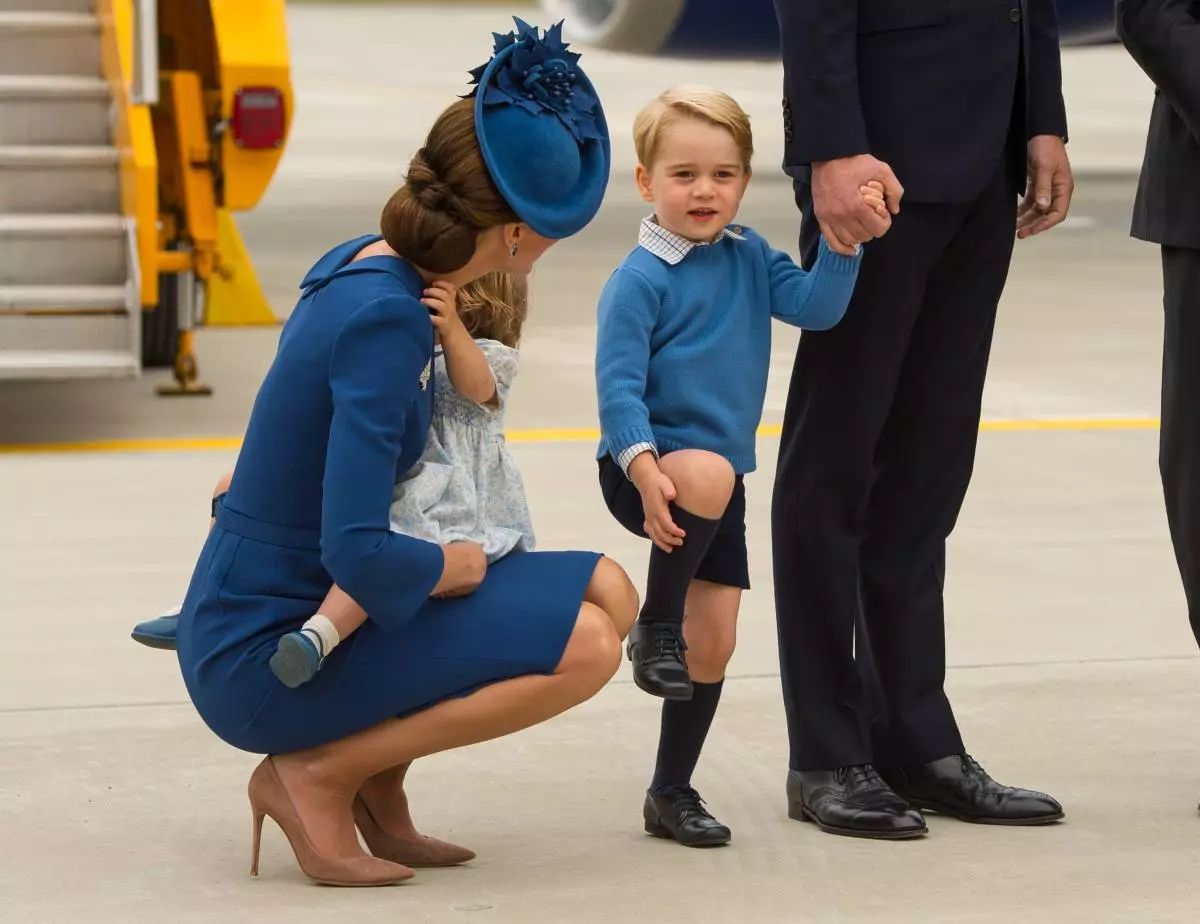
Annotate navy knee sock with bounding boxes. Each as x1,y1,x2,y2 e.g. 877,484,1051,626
650,679,724,792
640,503,722,626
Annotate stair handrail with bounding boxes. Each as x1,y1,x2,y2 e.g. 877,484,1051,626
131,0,158,106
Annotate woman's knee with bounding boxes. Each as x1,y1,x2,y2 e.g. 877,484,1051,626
584,556,638,640
659,450,735,518
555,602,622,690
212,470,234,498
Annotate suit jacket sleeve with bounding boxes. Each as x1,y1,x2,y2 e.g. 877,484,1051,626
1117,0,1200,141
774,0,869,166
1025,0,1069,139
322,293,445,632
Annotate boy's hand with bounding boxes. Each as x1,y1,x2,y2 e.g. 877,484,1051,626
628,452,685,553
860,181,892,227
422,281,467,344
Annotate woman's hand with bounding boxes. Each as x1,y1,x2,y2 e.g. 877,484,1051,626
422,281,467,346
430,541,487,598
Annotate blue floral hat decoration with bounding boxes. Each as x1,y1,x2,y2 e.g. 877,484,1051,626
466,18,610,240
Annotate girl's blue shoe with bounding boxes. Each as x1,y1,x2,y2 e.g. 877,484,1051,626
269,629,326,688
131,608,181,650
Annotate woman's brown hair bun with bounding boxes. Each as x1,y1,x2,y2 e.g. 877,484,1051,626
381,98,519,275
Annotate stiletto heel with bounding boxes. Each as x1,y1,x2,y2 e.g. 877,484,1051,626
250,807,266,876
352,795,476,867
246,757,414,886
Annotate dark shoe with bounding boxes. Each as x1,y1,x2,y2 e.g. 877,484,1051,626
880,754,1064,826
269,630,326,688
626,621,692,700
131,608,181,650
787,766,927,840
643,785,731,847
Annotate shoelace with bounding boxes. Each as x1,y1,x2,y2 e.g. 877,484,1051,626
835,765,886,790
643,622,686,663
658,785,713,820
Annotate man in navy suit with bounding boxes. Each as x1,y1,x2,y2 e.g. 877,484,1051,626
771,0,1073,838
1117,0,1200,809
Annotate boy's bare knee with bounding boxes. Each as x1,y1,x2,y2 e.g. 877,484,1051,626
687,632,737,683
659,450,735,517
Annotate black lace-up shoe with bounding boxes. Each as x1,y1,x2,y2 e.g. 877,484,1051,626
627,621,692,700
643,785,731,847
880,754,1064,826
787,765,928,839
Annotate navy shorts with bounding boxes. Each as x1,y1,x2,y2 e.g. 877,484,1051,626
598,455,750,590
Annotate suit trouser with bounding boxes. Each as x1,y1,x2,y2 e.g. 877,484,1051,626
772,161,1018,771
1160,246,1200,649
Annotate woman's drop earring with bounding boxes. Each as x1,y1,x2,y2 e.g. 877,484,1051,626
509,242,519,258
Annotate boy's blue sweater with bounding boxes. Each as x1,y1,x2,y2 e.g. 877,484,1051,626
595,225,861,474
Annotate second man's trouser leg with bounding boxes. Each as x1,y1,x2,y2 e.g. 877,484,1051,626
1160,245,1200,649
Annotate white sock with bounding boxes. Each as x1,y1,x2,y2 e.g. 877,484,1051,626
298,613,341,658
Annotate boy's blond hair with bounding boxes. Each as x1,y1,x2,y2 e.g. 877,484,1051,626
633,85,754,171
456,272,529,349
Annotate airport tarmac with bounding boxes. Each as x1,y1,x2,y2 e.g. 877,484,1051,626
3,4,1199,923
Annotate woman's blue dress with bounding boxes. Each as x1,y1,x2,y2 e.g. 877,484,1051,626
175,236,602,755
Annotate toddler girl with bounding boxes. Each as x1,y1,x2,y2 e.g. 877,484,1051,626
268,271,536,688
130,272,535,670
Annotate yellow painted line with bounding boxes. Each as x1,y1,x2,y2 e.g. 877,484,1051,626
0,436,245,455
0,417,1162,456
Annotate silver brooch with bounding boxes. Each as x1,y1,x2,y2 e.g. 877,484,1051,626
419,359,431,391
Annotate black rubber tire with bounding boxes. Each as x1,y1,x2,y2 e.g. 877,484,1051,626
141,270,180,369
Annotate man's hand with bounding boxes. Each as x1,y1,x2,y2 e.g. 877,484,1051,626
812,155,904,255
1017,135,1074,239
430,541,486,599
628,452,684,553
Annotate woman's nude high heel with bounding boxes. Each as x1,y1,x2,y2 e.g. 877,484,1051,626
248,757,414,886
353,795,476,867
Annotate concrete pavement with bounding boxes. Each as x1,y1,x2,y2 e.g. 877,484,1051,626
3,5,1199,922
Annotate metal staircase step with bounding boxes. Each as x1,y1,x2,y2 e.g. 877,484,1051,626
0,11,101,78
0,0,94,10
0,75,111,145
0,349,139,380
0,284,127,313
0,145,119,212
0,305,139,380
0,214,127,286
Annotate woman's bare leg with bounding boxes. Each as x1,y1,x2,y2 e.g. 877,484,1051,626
583,555,639,640
356,555,637,854
211,470,233,513
272,600,623,858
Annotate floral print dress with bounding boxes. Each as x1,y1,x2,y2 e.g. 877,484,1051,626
388,338,535,563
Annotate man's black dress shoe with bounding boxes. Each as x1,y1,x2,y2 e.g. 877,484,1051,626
880,754,1064,826
643,785,731,847
787,766,928,840
626,621,693,700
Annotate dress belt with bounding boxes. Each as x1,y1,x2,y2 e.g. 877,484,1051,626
214,497,323,551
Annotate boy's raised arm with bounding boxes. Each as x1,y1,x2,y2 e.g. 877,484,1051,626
765,237,862,332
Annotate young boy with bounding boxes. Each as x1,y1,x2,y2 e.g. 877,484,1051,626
594,85,891,847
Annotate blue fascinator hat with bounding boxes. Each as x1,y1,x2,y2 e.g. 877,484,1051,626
466,18,610,240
